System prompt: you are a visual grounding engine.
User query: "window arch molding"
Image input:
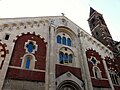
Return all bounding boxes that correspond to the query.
[56,80,82,90]
[92,66,102,79]
[59,47,74,64]
[21,53,37,70]
[56,26,77,47]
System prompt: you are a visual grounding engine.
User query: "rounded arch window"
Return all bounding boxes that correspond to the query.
[59,52,63,64]
[56,34,72,46]
[62,36,66,45]
[57,35,61,44]
[59,48,73,64]
[67,38,72,46]
[56,27,75,47]
[22,54,36,69]
[93,66,101,79]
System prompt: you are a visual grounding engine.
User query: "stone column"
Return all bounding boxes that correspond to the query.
[48,24,56,90]
[102,60,115,90]
[0,43,14,89]
[78,30,93,90]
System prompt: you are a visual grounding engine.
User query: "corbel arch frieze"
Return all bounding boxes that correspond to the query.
[13,32,47,45]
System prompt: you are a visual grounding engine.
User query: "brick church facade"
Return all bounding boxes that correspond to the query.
[0,7,120,90]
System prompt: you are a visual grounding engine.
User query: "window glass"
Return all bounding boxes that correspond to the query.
[59,52,63,64]
[26,42,35,53]
[57,35,61,44]
[25,57,30,69]
[62,37,66,45]
[67,38,71,46]
[64,53,68,63]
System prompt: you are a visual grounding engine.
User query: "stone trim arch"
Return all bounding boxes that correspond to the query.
[57,80,82,90]
[56,26,77,47]
[21,53,37,70]
[56,72,83,90]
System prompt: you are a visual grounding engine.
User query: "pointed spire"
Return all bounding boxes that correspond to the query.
[89,7,96,16]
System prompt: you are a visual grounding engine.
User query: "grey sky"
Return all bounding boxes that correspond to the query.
[0,0,119,41]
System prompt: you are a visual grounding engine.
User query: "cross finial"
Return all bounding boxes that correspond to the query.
[61,13,65,16]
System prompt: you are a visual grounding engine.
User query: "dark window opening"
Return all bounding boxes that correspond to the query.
[110,73,119,85]
[65,48,67,51]
[5,34,10,40]
[96,32,99,36]
[91,57,96,64]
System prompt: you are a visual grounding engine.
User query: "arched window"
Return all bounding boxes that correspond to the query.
[69,54,72,63]
[93,67,101,79]
[57,35,61,44]
[59,52,63,64]
[64,53,68,63]
[22,54,36,70]
[62,37,66,45]
[67,38,71,46]
[109,72,119,85]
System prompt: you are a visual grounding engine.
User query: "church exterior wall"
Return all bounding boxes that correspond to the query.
[0,16,119,90]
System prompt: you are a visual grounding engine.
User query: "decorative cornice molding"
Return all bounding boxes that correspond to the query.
[80,31,113,57]
[0,20,49,31]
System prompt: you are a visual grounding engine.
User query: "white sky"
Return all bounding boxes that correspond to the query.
[0,0,120,41]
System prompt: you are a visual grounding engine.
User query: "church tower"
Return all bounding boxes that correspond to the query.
[88,7,114,50]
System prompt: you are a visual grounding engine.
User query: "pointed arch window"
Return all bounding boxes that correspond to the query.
[62,37,66,45]
[57,35,61,44]
[67,38,71,46]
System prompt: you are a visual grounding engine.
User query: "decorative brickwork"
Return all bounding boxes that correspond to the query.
[6,67,45,82]
[7,33,47,81]
[56,64,82,79]
[86,49,107,78]
[114,85,120,90]
[91,78,110,88]
[105,56,117,72]
[10,33,47,70]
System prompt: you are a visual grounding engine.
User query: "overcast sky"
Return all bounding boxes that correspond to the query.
[0,0,120,41]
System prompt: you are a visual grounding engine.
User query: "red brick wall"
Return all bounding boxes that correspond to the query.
[86,49,107,78]
[6,67,45,82]
[9,34,47,70]
[56,64,82,79]
[114,85,120,90]
[7,34,47,81]
[105,56,118,72]
[92,78,110,88]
